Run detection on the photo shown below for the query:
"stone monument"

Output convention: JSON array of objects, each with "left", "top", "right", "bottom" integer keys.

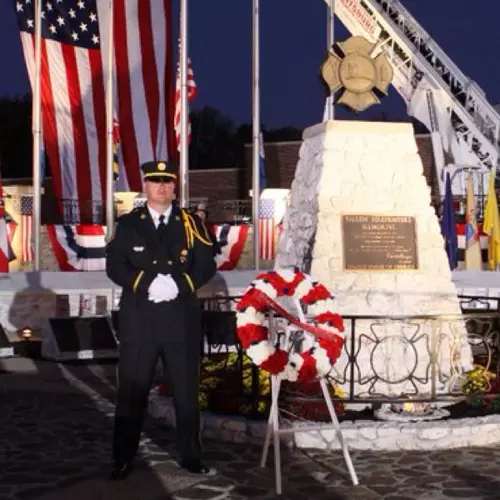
[{"left": 276, "top": 37, "right": 473, "bottom": 398}]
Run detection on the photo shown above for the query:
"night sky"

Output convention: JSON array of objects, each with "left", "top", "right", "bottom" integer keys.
[{"left": 1, "top": 0, "right": 499, "bottom": 129}]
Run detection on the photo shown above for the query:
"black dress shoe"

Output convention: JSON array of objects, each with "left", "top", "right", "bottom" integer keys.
[
  {"left": 180, "top": 459, "right": 217, "bottom": 476},
  {"left": 110, "top": 462, "right": 134, "bottom": 480}
]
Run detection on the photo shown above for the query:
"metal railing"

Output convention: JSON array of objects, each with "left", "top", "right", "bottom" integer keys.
[
  {"left": 42, "top": 199, "right": 120, "bottom": 225},
  {"left": 198, "top": 295, "right": 500, "bottom": 416}
]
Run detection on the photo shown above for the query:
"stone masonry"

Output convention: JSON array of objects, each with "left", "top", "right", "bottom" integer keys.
[{"left": 275, "top": 120, "right": 473, "bottom": 397}]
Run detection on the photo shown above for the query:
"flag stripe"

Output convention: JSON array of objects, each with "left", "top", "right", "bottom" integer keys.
[
  {"left": 39, "top": 40, "right": 64, "bottom": 209},
  {"left": 63, "top": 43, "right": 92, "bottom": 203},
  {"left": 88, "top": 49, "right": 107, "bottom": 202},
  {"left": 47, "top": 41, "right": 77, "bottom": 199},
  {"left": 164, "top": 0, "right": 176, "bottom": 161},
  {"left": 151, "top": 0, "right": 169, "bottom": 160},
  {"left": 76, "top": 49, "right": 102, "bottom": 202},
  {"left": 46, "top": 224, "right": 106, "bottom": 271},
  {"left": 138, "top": 0, "right": 160, "bottom": 156},
  {"left": 214, "top": 224, "right": 249, "bottom": 270},
  {"left": 122, "top": 0, "right": 153, "bottom": 167},
  {"left": 0, "top": 220, "right": 9, "bottom": 272},
  {"left": 113, "top": 0, "right": 144, "bottom": 191}
]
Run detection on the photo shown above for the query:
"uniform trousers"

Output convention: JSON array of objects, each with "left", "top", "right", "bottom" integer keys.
[{"left": 113, "top": 323, "right": 201, "bottom": 464}]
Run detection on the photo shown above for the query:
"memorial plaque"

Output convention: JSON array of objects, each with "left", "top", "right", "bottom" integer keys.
[{"left": 342, "top": 214, "right": 418, "bottom": 270}]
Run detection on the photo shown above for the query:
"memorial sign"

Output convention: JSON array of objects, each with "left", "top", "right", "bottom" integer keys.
[{"left": 342, "top": 214, "right": 418, "bottom": 270}]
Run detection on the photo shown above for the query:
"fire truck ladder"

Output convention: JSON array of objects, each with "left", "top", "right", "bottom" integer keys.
[{"left": 326, "top": 0, "right": 500, "bottom": 196}]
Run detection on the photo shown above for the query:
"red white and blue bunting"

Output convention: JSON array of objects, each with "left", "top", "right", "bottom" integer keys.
[{"left": 46, "top": 223, "right": 249, "bottom": 272}]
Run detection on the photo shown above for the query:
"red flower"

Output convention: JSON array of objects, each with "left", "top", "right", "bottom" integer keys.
[
  {"left": 297, "top": 351, "right": 318, "bottom": 383},
  {"left": 488, "top": 378, "right": 500, "bottom": 394},
  {"left": 260, "top": 271, "right": 306, "bottom": 297},
  {"left": 260, "top": 349, "right": 289, "bottom": 374},
  {"left": 315, "top": 312, "right": 344, "bottom": 332},
  {"left": 237, "top": 288, "right": 269, "bottom": 312},
  {"left": 318, "top": 336, "right": 344, "bottom": 363},
  {"left": 301, "top": 284, "right": 332, "bottom": 305},
  {"left": 237, "top": 324, "right": 268, "bottom": 349}
]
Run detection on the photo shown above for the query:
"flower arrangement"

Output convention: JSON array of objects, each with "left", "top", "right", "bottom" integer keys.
[
  {"left": 157, "top": 353, "right": 346, "bottom": 420},
  {"left": 280, "top": 379, "right": 346, "bottom": 420},
  {"left": 158, "top": 352, "right": 271, "bottom": 416},
  {"left": 462, "top": 366, "right": 495, "bottom": 396}
]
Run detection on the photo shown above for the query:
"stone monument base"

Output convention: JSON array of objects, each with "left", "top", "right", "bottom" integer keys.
[{"left": 276, "top": 120, "right": 473, "bottom": 397}]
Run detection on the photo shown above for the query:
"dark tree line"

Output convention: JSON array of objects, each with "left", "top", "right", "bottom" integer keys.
[
  {"left": 0, "top": 96, "right": 425, "bottom": 178},
  {"left": 0, "top": 96, "right": 303, "bottom": 178},
  {"left": 0, "top": 95, "right": 32, "bottom": 179}
]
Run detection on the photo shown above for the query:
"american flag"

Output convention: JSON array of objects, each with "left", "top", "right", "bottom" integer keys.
[
  {"left": 98, "top": 0, "right": 175, "bottom": 187},
  {"left": 15, "top": 0, "right": 175, "bottom": 200},
  {"left": 21, "top": 196, "right": 34, "bottom": 263},
  {"left": 258, "top": 198, "right": 276, "bottom": 260},
  {"left": 174, "top": 52, "right": 197, "bottom": 151},
  {"left": 15, "top": 0, "right": 107, "bottom": 204}
]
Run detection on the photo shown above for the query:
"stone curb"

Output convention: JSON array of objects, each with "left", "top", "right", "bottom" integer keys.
[{"left": 148, "top": 391, "right": 500, "bottom": 451}]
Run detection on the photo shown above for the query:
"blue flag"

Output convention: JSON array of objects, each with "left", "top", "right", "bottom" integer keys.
[
  {"left": 440, "top": 172, "right": 458, "bottom": 270},
  {"left": 259, "top": 132, "right": 267, "bottom": 190}
]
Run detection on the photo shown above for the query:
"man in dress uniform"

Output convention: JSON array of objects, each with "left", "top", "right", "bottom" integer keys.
[{"left": 106, "top": 160, "right": 216, "bottom": 480}]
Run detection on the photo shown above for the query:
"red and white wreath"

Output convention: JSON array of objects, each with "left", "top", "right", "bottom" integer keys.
[{"left": 236, "top": 268, "right": 345, "bottom": 383}]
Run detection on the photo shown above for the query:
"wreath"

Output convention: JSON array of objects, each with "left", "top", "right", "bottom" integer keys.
[{"left": 236, "top": 268, "right": 345, "bottom": 383}]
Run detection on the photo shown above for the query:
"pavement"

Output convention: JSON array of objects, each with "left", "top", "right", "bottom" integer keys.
[{"left": 1, "top": 355, "right": 500, "bottom": 500}]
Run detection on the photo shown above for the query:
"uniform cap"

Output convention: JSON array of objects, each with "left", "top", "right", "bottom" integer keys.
[{"left": 141, "top": 161, "right": 177, "bottom": 181}]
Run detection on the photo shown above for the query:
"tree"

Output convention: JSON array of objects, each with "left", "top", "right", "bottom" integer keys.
[
  {"left": 0, "top": 95, "right": 32, "bottom": 178},
  {"left": 190, "top": 106, "right": 236, "bottom": 169}
]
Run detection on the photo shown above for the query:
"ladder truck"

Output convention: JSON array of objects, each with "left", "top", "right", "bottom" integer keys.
[{"left": 325, "top": 0, "right": 500, "bottom": 198}]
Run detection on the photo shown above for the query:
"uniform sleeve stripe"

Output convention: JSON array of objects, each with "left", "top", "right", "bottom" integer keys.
[
  {"left": 183, "top": 273, "right": 195, "bottom": 292},
  {"left": 133, "top": 270, "right": 144, "bottom": 293}
]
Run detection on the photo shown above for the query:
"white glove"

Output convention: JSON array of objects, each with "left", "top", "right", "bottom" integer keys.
[{"left": 148, "top": 274, "right": 179, "bottom": 303}]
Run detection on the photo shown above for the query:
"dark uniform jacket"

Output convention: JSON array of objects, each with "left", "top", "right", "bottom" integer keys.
[{"left": 106, "top": 203, "right": 216, "bottom": 343}]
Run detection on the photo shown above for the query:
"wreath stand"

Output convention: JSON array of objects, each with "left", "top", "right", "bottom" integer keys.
[{"left": 259, "top": 298, "right": 359, "bottom": 495}]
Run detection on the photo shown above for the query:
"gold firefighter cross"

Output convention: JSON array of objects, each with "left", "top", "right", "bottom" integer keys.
[{"left": 321, "top": 36, "right": 393, "bottom": 113}]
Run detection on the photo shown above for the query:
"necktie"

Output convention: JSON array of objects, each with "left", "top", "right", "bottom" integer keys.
[{"left": 157, "top": 214, "right": 166, "bottom": 231}]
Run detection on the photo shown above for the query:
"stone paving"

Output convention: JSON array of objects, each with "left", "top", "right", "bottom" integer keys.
[{"left": 1, "top": 356, "right": 500, "bottom": 499}]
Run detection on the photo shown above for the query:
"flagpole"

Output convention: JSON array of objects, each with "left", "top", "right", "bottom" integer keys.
[
  {"left": 326, "top": 0, "right": 335, "bottom": 120},
  {"left": 179, "top": 0, "right": 189, "bottom": 207},
  {"left": 105, "top": 0, "right": 115, "bottom": 241},
  {"left": 32, "top": 0, "right": 43, "bottom": 271},
  {"left": 252, "top": 0, "right": 260, "bottom": 270}
]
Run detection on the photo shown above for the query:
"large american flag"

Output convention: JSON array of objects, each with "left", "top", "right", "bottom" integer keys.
[
  {"left": 174, "top": 53, "right": 197, "bottom": 151},
  {"left": 15, "top": 0, "right": 175, "bottom": 200},
  {"left": 98, "top": 0, "right": 175, "bottom": 186},
  {"left": 258, "top": 198, "right": 276, "bottom": 260},
  {"left": 15, "top": 0, "right": 107, "bottom": 204},
  {"left": 21, "top": 196, "right": 34, "bottom": 263}
]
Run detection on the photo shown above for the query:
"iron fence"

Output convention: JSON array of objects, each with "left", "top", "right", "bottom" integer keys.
[
  {"left": 199, "top": 295, "right": 500, "bottom": 415},
  {"left": 43, "top": 199, "right": 120, "bottom": 225}
]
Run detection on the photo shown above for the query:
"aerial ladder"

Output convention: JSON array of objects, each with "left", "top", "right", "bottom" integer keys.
[{"left": 324, "top": 0, "right": 500, "bottom": 197}]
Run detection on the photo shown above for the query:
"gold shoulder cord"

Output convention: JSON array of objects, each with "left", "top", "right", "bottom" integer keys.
[
  {"left": 181, "top": 210, "right": 213, "bottom": 247},
  {"left": 181, "top": 211, "right": 194, "bottom": 248}
]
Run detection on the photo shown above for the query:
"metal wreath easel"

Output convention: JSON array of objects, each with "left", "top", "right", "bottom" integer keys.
[{"left": 259, "top": 297, "right": 359, "bottom": 495}]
